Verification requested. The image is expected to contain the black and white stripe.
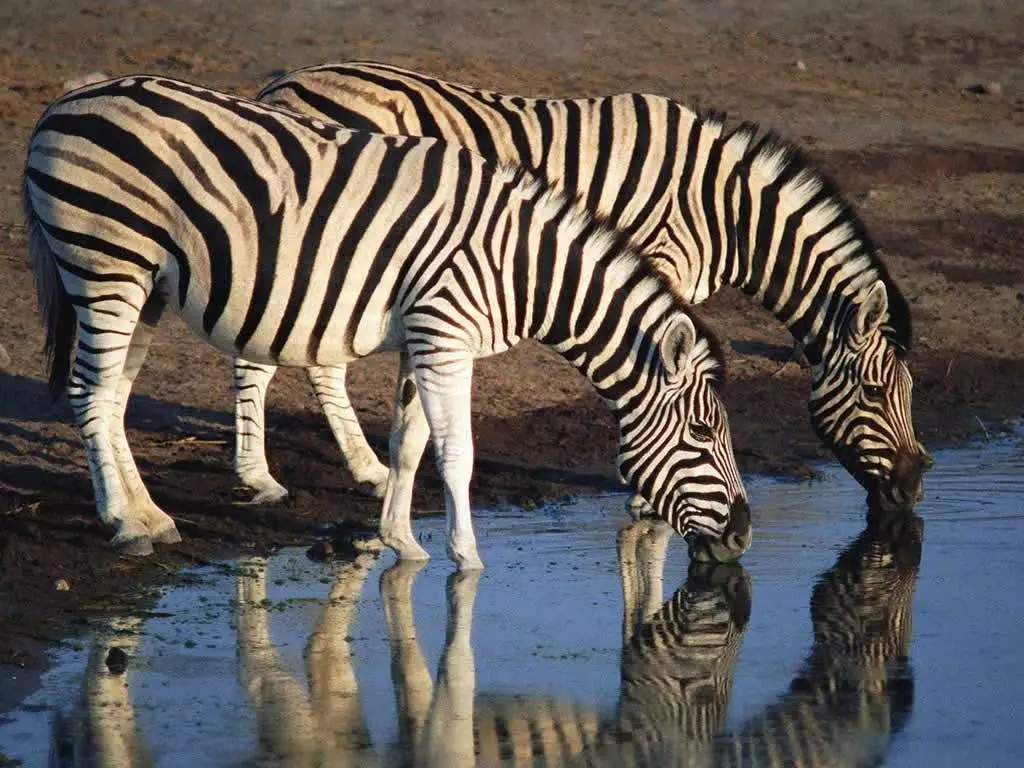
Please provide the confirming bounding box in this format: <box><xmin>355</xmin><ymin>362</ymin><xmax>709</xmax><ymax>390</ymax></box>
<box><xmin>245</xmin><ymin>61</ymin><xmax>928</xmax><ymax>512</ymax></box>
<box><xmin>23</xmin><ymin>75</ymin><xmax>750</xmax><ymax>565</ymax></box>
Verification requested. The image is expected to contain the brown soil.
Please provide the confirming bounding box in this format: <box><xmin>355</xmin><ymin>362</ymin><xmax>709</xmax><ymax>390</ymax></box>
<box><xmin>0</xmin><ymin>0</ymin><xmax>1021</xmax><ymax>710</ymax></box>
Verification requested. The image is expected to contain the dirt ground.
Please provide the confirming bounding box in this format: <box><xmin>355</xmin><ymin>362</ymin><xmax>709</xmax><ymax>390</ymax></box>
<box><xmin>0</xmin><ymin>0</ymin><xmax>1022</xmax><ymax>712</ymax></box>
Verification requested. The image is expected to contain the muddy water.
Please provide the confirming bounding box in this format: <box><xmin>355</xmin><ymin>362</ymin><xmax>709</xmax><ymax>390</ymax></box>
<box><xmin>1</xmin><ymin>433</ymin><xmax>1022</xmax><ymax>766</ymax></box>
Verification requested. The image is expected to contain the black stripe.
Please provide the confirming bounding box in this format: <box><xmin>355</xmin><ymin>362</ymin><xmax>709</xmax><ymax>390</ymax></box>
<box><xmin>674</xmin><ymin>118</ymin><xmax>707</xmax><ymax>274</ymax></box>
<box><xmin>586</xmin><ymin>98</ymin><xmax>615</xmax><ymax>213</ymax></box>
<box><xmin>534</xmin><ymin>101</ymin><xmax>554</xmax><ymax>179</ymax></box>
<box><xmin>562</xmin><ymin>100</ymin><xmax>583</xmax><ymax>196</ymax></box>
<box><xmin>608</xmin><ymin>94</ymin><xmax>653</xmax><ymax>224</ymax></box>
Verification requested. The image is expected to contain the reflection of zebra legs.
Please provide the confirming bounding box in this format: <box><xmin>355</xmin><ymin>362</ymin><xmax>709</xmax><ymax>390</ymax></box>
<box><xmin>424</xmin><ymin>571</ymin><xmax>481</xmax><ymax>768</ymax></box>
<box><xmin>380</xmin><ymin>561</ymin><xmax>433</xmax><ymax>755</ymax></box>
<box><xmin>236</xmin><ymin>555</ymin><xmax>377</xmax><ymax>766</ymax></box>
<box><xmin>51</xmin><ymin>617</ymin><xmax>150</xmax><ymax>767</ymax></box>
<box><xmin>618</xmin><ymin>519</ymin><xmax>674</xmax><ymax>644</ymax></box>
<box><xmin>307</xmin><ymin>555</ymin><xmax>379</xmax><ymax>757</ymax></box>
<box><xmin>234</xmin><ymin>361</ymin><xmax>389</xmax><ymax>503</ymax></box>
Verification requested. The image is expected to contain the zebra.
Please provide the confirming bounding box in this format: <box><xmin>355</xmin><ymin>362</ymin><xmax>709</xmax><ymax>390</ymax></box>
<box><xmin>23</xmin><ymin>75</ymin><xmax>751</xmax><ymax>567</ymax></box>
<box><xmin>238</xmin><ymin>60</ymin><xmax>929</xmax><ymax>512</ymax></box>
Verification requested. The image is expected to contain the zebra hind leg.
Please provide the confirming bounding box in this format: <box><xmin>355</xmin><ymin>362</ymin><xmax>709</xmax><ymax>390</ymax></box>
<box><xmin>69</xmin><ymin>301</ymin><xmax>155</xmax><ymax>555</ymax></box>
<box><xmin>306</xmin><ymin>364</ymin><xmax>389</xmax><ymax>499</ymax></box>
<box><xmin>108</xmin><ymin>295</ymin><xmax>180</xmax><ymax>545</ymax></box>
<box><xmin>233</xmin><ymin>358</ymin><xmax>290</xmax><ymax>503</ymax></box>
<box><xmin>379</xmin><ymin>356</ymin><xmax>430</xmax><ymax>562</ymax></box>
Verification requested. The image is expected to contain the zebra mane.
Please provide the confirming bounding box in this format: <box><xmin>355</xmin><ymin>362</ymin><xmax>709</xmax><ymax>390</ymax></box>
<box><xmin>497</xmin><ymin>160</ymin><xmax>726</xmax><ymax>387</ymax></box>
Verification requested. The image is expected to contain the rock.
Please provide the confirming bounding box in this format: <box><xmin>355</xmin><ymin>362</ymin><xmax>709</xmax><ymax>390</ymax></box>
<box><xmin>795</xmin><ymin>60</ymin><xmax>807</xmax><ymax>72</ymax></box>
<box><xmin>105</xmin><ymin>646</ymin><xmax>129</xmax><ymax>674</ymax></box>
<box><xmin>54</xmin><ymin>578</ymin><xmax>70</xmax><ymax>592</ymax></box>
<box><xmin>62</xmin><ymin>72</ymin><xmax>111</xmax><ymax>92</ymax></box>
<box><xmin>0</xmin><ymin>342</ymin><xmax>10</xmax><ymax>370</ymax></box>
<box><xmin>962</xmin><ymin>81</ymin><xmax>1002</xmax><ymax>97</ymax></box>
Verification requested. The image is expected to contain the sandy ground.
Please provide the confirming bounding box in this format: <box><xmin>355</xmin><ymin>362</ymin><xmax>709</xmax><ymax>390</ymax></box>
<box><xmin>0</xmin><ymin>0</ymin><xmax>1022</xmax><ymax>714</ymax></box>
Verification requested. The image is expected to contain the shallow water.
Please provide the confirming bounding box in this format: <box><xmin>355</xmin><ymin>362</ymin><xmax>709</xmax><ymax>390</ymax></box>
<box><xmin>2</xmin><ymin>433</ymin><xmax>1022</xmax><ymax>766</ymax></box>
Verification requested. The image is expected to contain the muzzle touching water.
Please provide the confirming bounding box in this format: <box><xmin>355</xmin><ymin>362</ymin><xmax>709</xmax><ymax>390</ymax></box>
<box><xmin>687</xmin><ymin>496</ymin><xmax>752</xmax><ymax>564</ymax></box>
<box><xmin>870</xmin><ymin>446</ymin><xmax>932</xmax><ymax>510</ymax></box>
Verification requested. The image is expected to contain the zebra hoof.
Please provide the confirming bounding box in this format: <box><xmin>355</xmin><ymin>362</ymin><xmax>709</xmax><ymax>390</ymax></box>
<box><xmin>111</xmin><ymin>532</ymin><xmax>154</xmax><ymax>557</ymax></box>
<box><xmin>150</xmin><ymin>523</ymin><xmax>182</xmax><ymax>545</ymax></box>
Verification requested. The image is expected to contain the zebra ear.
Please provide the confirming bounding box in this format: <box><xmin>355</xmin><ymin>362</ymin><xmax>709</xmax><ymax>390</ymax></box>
<box><xmin>850</xmin><ymin>279</ymin><xmax>888</xmax><ymax>344</ymax></box>
<box><xmin>662</xmin><ymin>313</ymin><xmax>698</xmax><ymax>382</ymax></box>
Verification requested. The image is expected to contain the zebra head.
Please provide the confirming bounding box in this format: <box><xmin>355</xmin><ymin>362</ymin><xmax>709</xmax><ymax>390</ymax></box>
<box><xmin>618</xmin><ymin>312</ymin><xmax>751</xmax><ymax>563</ymax></box>
<box><xmin>809</xmin><ymin>279</ymin><xmax>931</xmax><ymax>511</ymax></box>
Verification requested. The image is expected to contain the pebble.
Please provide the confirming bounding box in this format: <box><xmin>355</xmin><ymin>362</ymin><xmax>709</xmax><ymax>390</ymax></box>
<box><xmin>61</xmin><ymin>72</ymin><xmax>111</xmax><ymax>92</ymax></box>
<box><xmin>0</xmin><ymin>342</ymin><xmax>10</xmax><ymax>370</ymax></box>
<box><xmin>795</xmin><ymin>60</ymin><xmax>807</xmax><ymax>72</ymax></box>
<box><xmin>54</xmin><ymin>578</ymin><xmax>70</xmax><ymax>592</ymax></box>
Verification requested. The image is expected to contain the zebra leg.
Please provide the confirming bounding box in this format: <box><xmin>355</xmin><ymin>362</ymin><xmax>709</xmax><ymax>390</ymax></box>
<box><xmin>380</xmin><ymin>561</ymin><xmax>433</xmax><ymax>754</ymax></box>
<box><xmin>379</xmin><ymin>356</ymin><xmax>430</xmax><ymax>562</ymax></box>
<box><xmin>70</xmin><ymin>306</ymin><xmax>154</xmax><ymax>555</ymax></box>
<box><xmin>414</xmin><ymin>363</ymin><xmax>482</xmax><ymax>571</ymax></box>
<box><xmin>306</xmin><ymin>364</ymin><xmax>390</xmax><ymax>498</ymax></box>
<box><xmin>233</xmin><ymin>359</ymin><xmax>290</xmax><ymax>504</ymax></box>
<box><xmin>108</xmin><ymin>295</ymin><xmax>180</xmax><ymax>545</ymax></box>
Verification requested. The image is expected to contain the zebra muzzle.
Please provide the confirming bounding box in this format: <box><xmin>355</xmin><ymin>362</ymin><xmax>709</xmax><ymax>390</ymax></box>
<box><xmin>687</xmin><ymin>497</ymin><xmax>752</xmax><ymax>564</ymax></box>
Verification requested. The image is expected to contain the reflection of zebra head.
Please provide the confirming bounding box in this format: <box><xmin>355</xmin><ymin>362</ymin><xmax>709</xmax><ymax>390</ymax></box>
<box><xmin>805</xmin><ymin>510</ymin><xmax>922</xmax><ymax>697</ymax></box>
<box><xmin>615</xmin><ymin>562</ymin><xmax>752</xmax><ymax>752</ymax></box>
<box><xmin>721</xmin><ymin>510</ymin><xmax>923</xmax><ymax>766</ymax></box>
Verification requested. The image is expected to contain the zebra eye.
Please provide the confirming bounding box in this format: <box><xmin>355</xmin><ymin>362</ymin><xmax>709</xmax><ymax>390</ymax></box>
<box><xmin>690</xmin><ymin>423</ymin><xmax>715</xmax><ymax>442</ymax></box>
<box><xmin>863</xmin><ymin>384</ymin><xmax>886</xmax><ymax>401</ymax></box>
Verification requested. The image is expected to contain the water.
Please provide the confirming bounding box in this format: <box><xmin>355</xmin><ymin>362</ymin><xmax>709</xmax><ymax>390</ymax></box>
<box><xmin>1</xmin><ymin>433</ymin><xmax>1022</xmax><ymax>766</ymax></box>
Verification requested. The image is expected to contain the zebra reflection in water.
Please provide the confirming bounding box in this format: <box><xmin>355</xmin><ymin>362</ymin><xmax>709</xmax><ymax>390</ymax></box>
<box><xmin>49</xmin><ymin>512</ymin><xmax>921</xmax><ymax>766</ymax></box>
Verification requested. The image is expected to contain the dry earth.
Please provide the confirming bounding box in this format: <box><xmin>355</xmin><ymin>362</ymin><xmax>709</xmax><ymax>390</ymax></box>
<box><xmin>0</xmin><ymin>0</ymin><xmax>1021</xmax><ymax>718</ymax></box>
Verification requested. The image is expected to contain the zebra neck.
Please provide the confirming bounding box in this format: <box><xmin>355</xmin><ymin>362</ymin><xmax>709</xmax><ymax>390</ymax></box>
<box><xmin>721</xmin><ymin>208</ymin><xmax>883</xmax><ymax>366</ymax></box>
<box><xmin>528</xmin><ymin>267</ymin><xmax>673</xmax><ymax>414</ymax></box>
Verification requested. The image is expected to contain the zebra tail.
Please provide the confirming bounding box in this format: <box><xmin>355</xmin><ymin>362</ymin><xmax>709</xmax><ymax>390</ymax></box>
<box><xmin>22</xmin><ymin>180</ymin><xmax>75</xmax><ymax>400</ymax></box>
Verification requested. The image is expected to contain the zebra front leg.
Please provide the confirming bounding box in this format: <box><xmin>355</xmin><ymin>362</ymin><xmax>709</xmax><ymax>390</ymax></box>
<box><xmin>233</xmin><ymin>358</ymin><xmax>290</xmax><ymax>503</ymax></box>
<box><xmin>108</xmin><ymin>295</ymin><xmax>180</xmax><ymax>545</ymax></box>
<box><xmin>307</xmin><ymin>364</ymin><xmax>389</xmax><ymax>498</ymax></box>
<box><xmin>415</xmin><ymin>362</ymin><xmax>482</xmax><ymax>571</ymax></box>
<box><xmin>379</xmin><ymin>356</ymin><xmax>430</xmax><ymax>562</ymax></box>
